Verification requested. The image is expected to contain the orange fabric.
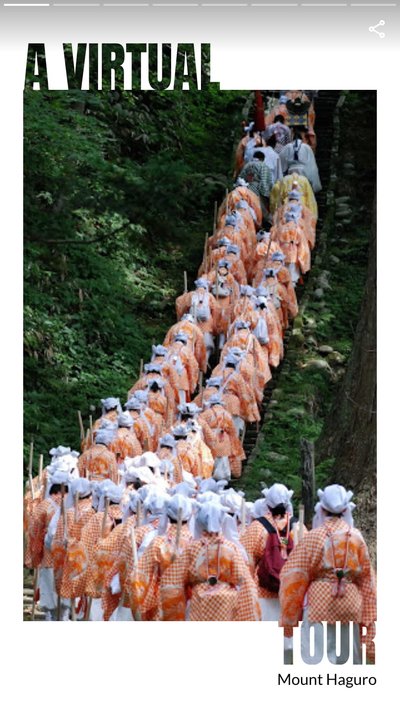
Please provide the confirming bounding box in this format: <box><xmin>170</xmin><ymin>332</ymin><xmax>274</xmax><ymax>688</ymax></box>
<box><xmin>77</xmin><ymin>444</ymin><xmax>119</xmax><ymax>483</ymax></box>
<box><xmin>109</xmin><ymin>427</ymin><xmax>142</xmax><ymax>462</ymax></box>
<box><xmin>198</xmin><ymin>405</ymin><xmax>245</xmax><ymax>460</ymax></box>
<box><xmin>279</xmin><ymin>518</ymin><xmax>376</xmax><ymax>630</ymax></box>
<box><xmin>164</xmin><ymin>320</ymin><xmax>207</xmax><ymax>374</ymax></box>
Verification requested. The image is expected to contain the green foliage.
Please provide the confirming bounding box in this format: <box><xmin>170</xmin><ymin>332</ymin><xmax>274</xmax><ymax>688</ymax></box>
<box><xmin>24</xmin><ymin>85</ymin><xmax>247</xmax><ymax>465</ymax></box>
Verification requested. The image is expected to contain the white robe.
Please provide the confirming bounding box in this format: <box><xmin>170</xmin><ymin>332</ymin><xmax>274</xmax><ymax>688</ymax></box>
<box><xmin>279</xmin><ymin>140</ymin><xmax>322</xmax><ymax>192</ymax></box>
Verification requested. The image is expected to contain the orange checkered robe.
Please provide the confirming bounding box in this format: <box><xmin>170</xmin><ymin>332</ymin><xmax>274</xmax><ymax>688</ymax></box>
<box><xmin>279</xmin><ymin>518</ymin><xmax>376</xmax><ymax>636</ymax></box>
<box><xmin>51</xmin><ymin>498</ymin><xmax>95</xmax><ymax>598</ymax></box>
<box><xmin>206</xmin><ymin>271</ymin><xmax>240</xmax><ymax>336</ymax></box>
<box><xmin>217</xmin><ymin>366</ymin><xmax>259</xmax><ymax>422</ymax></box>
<box><xmin>222</xmin><ymin>331</ymin><xmax>271</xmax><ymax>386</ymax></box>
<box><xmin>199</xmin><ymin>246</ymin><xmax>247</xmax><ymax>288</ymax></box>
<box><xmin>29</xmin><ymin>497</ymin><xmax>58</xmax><ymax>569</ymax></box>
<box><xmin>209</xmin><ymin>226</ymin><xmax>250</xmax><ymax>270</ymax></box>
<box><xmin>276</xmin><ymin>220</ymin><xmax>311</xmax><ymax>276</ymax></box>
<box><xmin>128</xmin><ymin>374</ymin><xmax>176</xmax><ymax>427</ymax></box>
<box><xmin>253</xmin><ymin>310</ymin><xmax>283</xmax><ymax>368</ymax></box>
<box><xmin>188</xmin><ymin>431</ymin><xmax>214</xmax><ymax>479</ymax></box>
<box><xmin>77</xmin><ymin>443</ymin><xmax>119</xmax><ymax>484</ymax></box>
<box><xmin>24</xmin><ymin>473</ymin><xmax>47</xmax><ymax>567</ymax></box>
<box><xmin>276</xmin><ymin>201</ymin><xmax>316</xmax><ymax>251</ymax></box>
<box><xmin>251</xmin><ymin>236</ymin><xmax>281</xmax><ymax>284</ymax></box>
<box><xmin>130</xmin><ymin>522</ymin><xmax>193</xmax><ymax>621</ymax></box>
<box><xmin>232</xmin><ymin>297</ymin><xmax>259</xmax><ymax>331</ymax></box>
<box><xmin>270</xmin><ymin>264</ymin><xmax>298</xmax><ymax>319</ymax></box>
<box><xmin>127</xmin><ymin>410</ymin><xmax>155</xmax><ymax>452</ymax></box>
<box><xmin>158</xmin><ymin>446</ymin><xmax>183</xmax><ymax>485</ymax></box>
<box><xmin>256</xmin><ymin>280</ymin><xmax>290</xmax><ymax>332</ymax></box>
<box><xmin>106</xmin><ymin>519</ymin><xmax>159</xmax><ymax>616</ymax></box>
<box><xmin>241</xmin><ymin>515</ymin><xmax>299</xmax><ymax>601</ymax></box>
<box><xmin>148</xmin><ymin>355</ymin><xmax>182</xmax><ymax>402</ymax></box>
<box><xmin>219</xmin><ymin>185</ymin><xmax>263</xmax><ymax>229</ymax></box>
<box><xmin>213</xmin><ymin>357</ymin><xmax>263</xmax><ymax>405</ymax></box>
<box><xmin>83</xmin><ymin>505</ymin><xmax>122</xmax><ymax>599</ymax></box>
<box><xmin>161</xmin><ymin>533</ymin><xmax>260</xmax><ymax>621</ymax></box>
<box><xmin>198</xmin><ymin>406</ymin><xmax>245</xmax><ymax>462</ymax></box>
<box><xmin>109</xmin><ymin>427</ymin><xmax>142</xmax><ymax>463</ymax></box>
<box><xmin>175</xmin><ymin>439</ymin><xmax>202</xmax><ymax>478</ymax></box>
<box><xmin>165</xmin><ymin>342</ymin><xmax>200</xmax><ymax>397</ymax></box>
<box><xmin>176</xmin><ymin>288</ymin><xmax>219</xmax><ymax>337</ymax></box>
<box><xmin>164</xmin><ymin>320</ymin><xmax>207</xmax><ymax>374</ymax></box>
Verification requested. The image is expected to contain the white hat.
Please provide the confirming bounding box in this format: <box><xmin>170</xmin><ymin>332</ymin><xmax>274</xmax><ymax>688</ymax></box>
<box><xmin>263</xmin><ymin>483</ymin><xmax>294</xmax><ymax>514</ymax></box>
<box><xmin>195</xmin><ymin>501</ymin><xmax>229</xmax><ymax>537</ymax></box>
<box><xmin>313</xmin><ymin>484</ymin><xmax>355</xmax><ymax>528</ymax></box>
<box><xmin>118</xmin><ymin>412</ymin><xmax>134</xmax><ymax>428</ymax></box>
<box><xmin>167</xmin><ymin>494</ymin><xmax>193</xmax><ymax>522</ymax></box>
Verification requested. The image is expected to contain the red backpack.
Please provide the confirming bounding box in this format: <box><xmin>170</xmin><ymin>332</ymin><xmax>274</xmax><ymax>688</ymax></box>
<box><xmin>257</xmin><ymin>516</ymin><xmax>295</xmax><ymax>593</ymax></box>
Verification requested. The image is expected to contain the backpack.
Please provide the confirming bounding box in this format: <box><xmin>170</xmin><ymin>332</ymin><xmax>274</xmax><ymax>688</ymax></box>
<box><xmin>256</xmin><ymin>516</ymin><xmax>295</xmax><ymax>593</ymax></box>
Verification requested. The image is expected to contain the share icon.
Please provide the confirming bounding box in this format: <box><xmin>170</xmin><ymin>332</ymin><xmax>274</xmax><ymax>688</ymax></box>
<box><xmin>369</xmin><ymin>20</ymin><xmax>385</xmax><ymax>39</ymax></box>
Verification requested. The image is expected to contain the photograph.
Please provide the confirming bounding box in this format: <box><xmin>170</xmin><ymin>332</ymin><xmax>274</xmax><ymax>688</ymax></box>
<box><xmin>23</xmin><ymin>84</ymin><xmax>376</xmax><ymax>657</ymax></box>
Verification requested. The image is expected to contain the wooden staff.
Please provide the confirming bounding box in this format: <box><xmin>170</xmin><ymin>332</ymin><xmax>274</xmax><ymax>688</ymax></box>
<box><xmin>203</xmin><ymin>232</ymin><xmax>209</xmax><ymax>273</ymax></box>
<box><xmin>184</xmin><ymin>270</ymin><xmax>188</xmax><ymax>293</ymax></box>
<box><xmin>71</xmin><ymin>599</ymin><xmax>77</xmax><ymax>621</ymax></box>
<box><xmin>198</xmin><ymin>371</ymin><xmax>203</xmax><ymax>398</ymax></box>
<box><xmin>77</xmin><ymin>410</ymin><xmax>85</xmax><ymax>441</ymax></box>
<box><xmin>213</xmin><ymin>201</ymin><xmax>218</xmax><ymax>233</ymax></box>
<box><xmin>101</xmin><ymin>496</ymin><xmax>110</xmax><ymax>538</ymax></box>
<box><xmin>61</xmin><ymin>484</ymin><xmax>68</xmax><ymax>548</ymax></box>
<box><xmin>240</xmin><ymin>423</ymin><xmax>246</xmax><ymax>445</ymax></box>
<box><xmin>139</xmin><ymin>358</ymin><xmax>144</xmax><ymax>377</ymax></box>
<box><xmin>38</xmin><ymin>454</ymin><xmax>43</xmax><ymax>492</ymax></box>
<box><xmin>89</xmin><ymin>416</ymin><xmax>93</xmax><ymax>446</ymax></box>
<box><xmin>28</xmin><ymin>441</ymin><xmax>34</xmax><ymax>500</ymax></box>
<box><xmin>298</xmin><ymin>504</ymin><xmax>305</xmax><ymax>542</ymax></box>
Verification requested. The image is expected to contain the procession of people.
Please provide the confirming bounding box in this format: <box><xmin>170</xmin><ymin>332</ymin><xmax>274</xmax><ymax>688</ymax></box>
<box><xmin>23</xmin><ymin>90</ymin><xmax>376</xmax><ymax>663</ymax></box>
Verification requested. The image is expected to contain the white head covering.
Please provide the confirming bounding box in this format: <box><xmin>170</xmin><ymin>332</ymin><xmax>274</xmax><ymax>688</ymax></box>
<box><xmin>219</xmin><ymin>489</ymin><xmax>244</xmax><ymax>517</ymax></box>
<box><xmin>118</xmin><ymin>412</ymin><xmax>134</xmax><ymax>428</ymax></box>
<box><xmin>198</xmin><ymin>478</ymin><xmax>227</xmax><ymax>494</ymax></box>
<box><xmin>122</xmin><ymin>490</ymin><xmax>141</xmax><ymax>523</ymax></box>
<box><xmin>101</xmin><ymin>397</ymin><xmax>122</xmax><ymax>415</ymax></box>
<box><xmin>167</xmin><ymin>493</ymin><xmax>193</xmax><ymax>522</ymax></box>
<box><xmin>97</xmin><ymin>482</ymin><xmax>124</xmax><ymax>511</ymax></box>
<box><xmin>49</xmin><ymin>445</ymin><xmax>72</xmax><ymax>459</ymax></box>
<box><xmin>252</xmin><ymin>497</ymin><xmax>269</xmax><ymax>519</ymax></box>
<box><xmin>95</xmin><ymin>428</ymin><xmax>116</xmax><ymax>446</ymax></box>
<box><xmin>65</xmin><ymin>477</ymin><xmax>93</xmax><ymax>508</ymax></box>
<box><xmin>194</xmin><ymin>501</ymin><xmax>229</xmax><ymax>538</ymax></box>
<box><xmin>143</xmin><ymin>490</ymin><xmax>171</xmax><ymax>522</ymax></box>
<box><xmin>263</xmin><ymin>483</ymin><xmax>294</xmax><ymax>514</ymax></box>
<box><xmin>313</xmin><ymin>484</ymin><xmax>355</xmax><ymax>528</ymax></box>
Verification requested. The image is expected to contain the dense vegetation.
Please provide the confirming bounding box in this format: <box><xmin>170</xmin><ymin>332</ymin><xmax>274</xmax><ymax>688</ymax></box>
<box><xmin>24</xmin><ymin>82</ymin><xmax>247</xmax><ymax>464</ymax></box>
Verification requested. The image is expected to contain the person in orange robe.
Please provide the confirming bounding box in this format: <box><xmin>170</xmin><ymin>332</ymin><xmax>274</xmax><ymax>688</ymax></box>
<box><xmin>251</xmin><ymin>230</ymin><xmax>281</xmax><ymax>285</ymax></box>
<box><xmin>232</xmin><ymin>285</ymin><xmax>258</xmax><ymax>330</ymax></box>
<box><xmin>241</xmin><ymin>483</ymin><xmax>300</xmax><ymax>627</ymax></box>
<box><xmin>128</xmin><ymin>362</ymin><xmax>176</xmax><ymax>427</ymax></box>
<box><xmin>130</xmin><ymin>494</ymin><xmax>194</xmax><ymax>621</ymax></box>
<box><xmin>198</xmin><ymin>393</ymin><xmax>245</xmax><ymax>480</ymax></box>
<box><xmin>29</xmin><ymin>469</ymin><xmax>73</xmax><ymax>621</ymax></box>
<box><xmin>50</xmin><ymin>477</ymin><xmax>95</xmax><ymax>617</ymax></box>
<box><xmin>222</xmin><ymin>320</ymin><xmax>272</xmax><ymax>387</ymax></box>
<box><xmin>279</xmin><ymin>485</ymin><xmax>376</xmax><ymax>664</ymax></box>
<box><xmin>82</xmin><ymin>481</ymin><xmax>124</xmax><ymax>620</ymax></box>
<box><xmin>175</xmin><ymin>279</ymin><xmax>218</xmax><ymax>367</ymax></box>
<box><xmin>109</xmin><ymin>412</ymin><xmax>143</xmax><ymax>465</ymax></box>
<box><xmin>163</xmin><ymin>314</ymin><xmax>207</xmax><ymax>374</ymax></box>
<box><xmin>157</xmin><ymin>501</ymin><xmax>260</xmax><ymax>621</ymax></box>
<box><xmin>77</xmin><ymin>428</ymin><xmax>119</xmax><ymax>484</ymax></box>
<box><xmin>125</xmin><ymin>392</ymin><xmax>161</xmax><ymax>451</ymax></box>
